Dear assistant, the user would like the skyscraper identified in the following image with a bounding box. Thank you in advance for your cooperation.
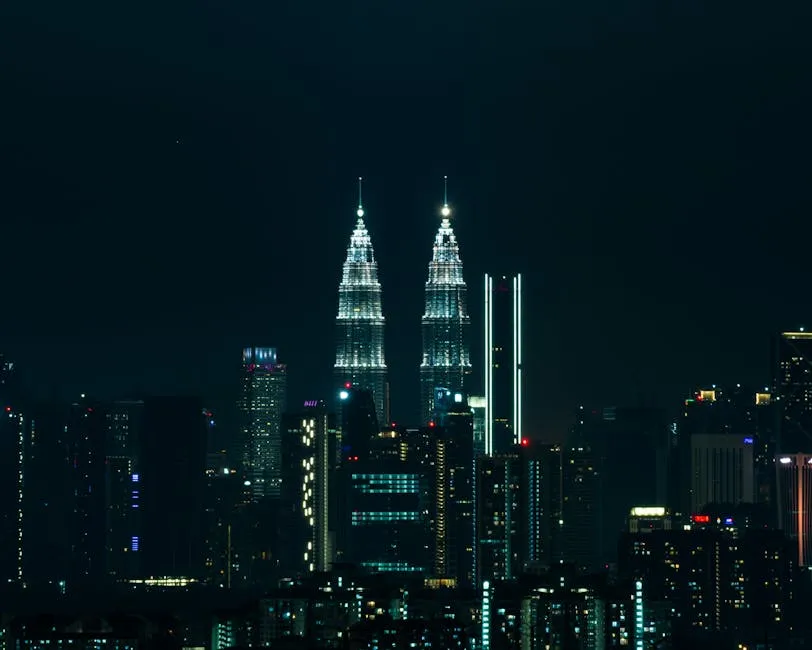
[773,330,812,453]
[484,273,523,454]
[420,178,471,424]
[334,179,388,422]
[239,347,287,501]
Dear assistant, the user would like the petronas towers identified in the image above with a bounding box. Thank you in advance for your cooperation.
[334,178,471,424]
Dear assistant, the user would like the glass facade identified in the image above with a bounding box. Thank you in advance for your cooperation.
[420,200,471,424]
[334,195,388,422]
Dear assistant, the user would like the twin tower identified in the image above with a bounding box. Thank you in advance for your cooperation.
[333,177,471,425]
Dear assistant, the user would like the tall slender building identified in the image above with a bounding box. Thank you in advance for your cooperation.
[420,178,471,424]
[240,347,287,501]
[484,273,523,455]
[334,178,388,422]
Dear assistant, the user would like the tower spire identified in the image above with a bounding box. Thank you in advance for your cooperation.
[441,176,451,218]
[357,176,364,218]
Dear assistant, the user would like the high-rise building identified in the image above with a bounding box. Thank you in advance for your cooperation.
[433,393,475,587]
[690,433,755,512]
[239,347,287,501]
[671,386,772,517]
[522,442,564,569]
[66,396,108,586]
[560,441,601,572]
[139,396,207,579]
[483,273,523,455]
[776,452,812,566]
[0,356,26,585]
[334,179,388,422]
[420,179,471,424]
[104,399,143,580]
[300,400,332,572]
[774,330,812,453]
[474,452,522,584]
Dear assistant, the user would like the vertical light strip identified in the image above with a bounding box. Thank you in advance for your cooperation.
[513,274,523,446]
[481,580,492,650]
[485,274,493,456]
[634,579,645,650]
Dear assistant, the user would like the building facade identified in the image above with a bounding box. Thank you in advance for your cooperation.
[239,347,287,501]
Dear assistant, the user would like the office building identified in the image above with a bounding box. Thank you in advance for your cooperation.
[522,442,563,569]
[690,433,754,512]
[300,400,332,572]
[474,452,522,584]
[433,393,475,586]
[334,179,388,421]
[483,273,523,455]
[239,347,287,500]
[342,463,428,574]
[420,179,471,423]
[560,440,601,572]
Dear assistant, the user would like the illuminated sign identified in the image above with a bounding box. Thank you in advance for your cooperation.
[303,400,319,407]
[724,517,734,525]
[631,506,666,517]
[691,514,710,524]
[743,437,754,444]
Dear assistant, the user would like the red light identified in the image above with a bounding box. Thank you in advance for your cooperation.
[691,514,710,523]
[521,438,530,446]
[345,382,352,389]
[4,407,10,412]
[428,421,435,428]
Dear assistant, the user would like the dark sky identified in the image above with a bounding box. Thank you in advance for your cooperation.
[1,0,810,437]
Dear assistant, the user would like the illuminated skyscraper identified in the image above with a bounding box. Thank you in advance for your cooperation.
[239,347,287,501]
[334,178,388,422]
[420,178,471,423]
[484,273,523,455]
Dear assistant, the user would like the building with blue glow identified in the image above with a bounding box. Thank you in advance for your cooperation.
[342,466,428,574]
[334,179,388,423]
[420,180,471,424]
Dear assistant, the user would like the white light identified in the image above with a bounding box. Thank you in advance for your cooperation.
[441,205,451,217]
[631,506,666,517]
[780,457,792,464]
[339,390,349,400]
[357,208,364,217]
[454,393,462,403]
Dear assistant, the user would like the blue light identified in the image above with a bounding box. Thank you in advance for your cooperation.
[743,437,754,444]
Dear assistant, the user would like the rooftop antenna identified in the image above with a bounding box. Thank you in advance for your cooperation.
[357,176,364,218]
[441,175,451,218]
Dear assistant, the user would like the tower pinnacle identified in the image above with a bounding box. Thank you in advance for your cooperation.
[357,176,364,218]
[441,175,451,218]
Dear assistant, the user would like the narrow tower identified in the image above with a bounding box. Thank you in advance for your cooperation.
[420,177,471,423]
[484,273,523,454]
[334,178,388,423]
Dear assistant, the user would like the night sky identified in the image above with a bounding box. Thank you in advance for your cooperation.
[1,0,810,437]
